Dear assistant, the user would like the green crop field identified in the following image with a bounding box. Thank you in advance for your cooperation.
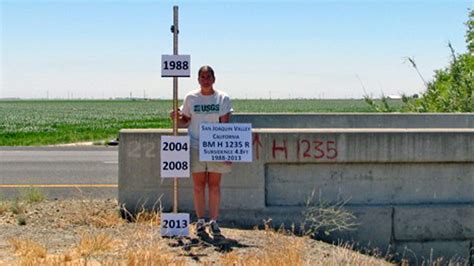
[0,99,404,146]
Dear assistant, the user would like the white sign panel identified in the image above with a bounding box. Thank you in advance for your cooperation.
[160,212,189,237]
[160,135,190,178]
[199,123,252,162]
[161,55,191,77]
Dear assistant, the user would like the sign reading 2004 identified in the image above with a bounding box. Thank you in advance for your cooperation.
[199,123,252,162]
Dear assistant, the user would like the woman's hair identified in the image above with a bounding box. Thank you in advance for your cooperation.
[198,65,215,80]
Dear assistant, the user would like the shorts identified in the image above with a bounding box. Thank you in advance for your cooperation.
[191,148,232,174]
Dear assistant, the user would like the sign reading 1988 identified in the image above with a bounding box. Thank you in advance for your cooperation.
[160,135,190,178]
[161,55,191,77]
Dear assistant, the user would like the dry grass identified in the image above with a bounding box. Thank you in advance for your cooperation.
[11,253,82,266]
[7,233,117,265]
[221,229,306,265]
[133,209,161,226]
[126,244,185,266]
[316,242,393,266]
[120,198,163,227]
[397,247,469,266]
[0,201,9,215]
[0,200,416,265]
[75,232,117,257]
[7,237,47,259]
[5,233,394,266]
[9,253,114,265]
[70,199,125,228]
[70,199,161,228]
[9,198,25,215]
[219,224,393,266]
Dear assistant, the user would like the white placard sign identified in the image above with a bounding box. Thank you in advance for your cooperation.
[199,123,252,162]
[160,135,190,178]
[160,212,189,237]
[161,55,191,77]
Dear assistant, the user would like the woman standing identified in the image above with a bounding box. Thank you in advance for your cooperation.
[172,65,233,238]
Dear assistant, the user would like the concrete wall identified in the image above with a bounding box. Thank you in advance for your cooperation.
[231,113,474,128]
[119,122,474,264]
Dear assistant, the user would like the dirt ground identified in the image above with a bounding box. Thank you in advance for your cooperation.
[0,199,394,265]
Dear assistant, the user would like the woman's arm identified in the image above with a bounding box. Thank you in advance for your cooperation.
[219,112,232,165]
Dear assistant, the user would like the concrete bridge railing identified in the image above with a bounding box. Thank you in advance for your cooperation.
[231,113,474,128]
[119,113,473,263]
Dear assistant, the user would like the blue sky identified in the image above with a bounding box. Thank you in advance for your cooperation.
[1,0,473,99]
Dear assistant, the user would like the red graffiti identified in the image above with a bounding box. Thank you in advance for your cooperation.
[326,140,338,159]
[296,138,300,160]
[313,140,324,159]
[298,139,338,160]
[300,140,311,158]
[253,133,263,160]
[272,139,288,159]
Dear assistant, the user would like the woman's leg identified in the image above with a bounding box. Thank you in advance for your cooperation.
[207,172,222,220]
[192,172,207,219]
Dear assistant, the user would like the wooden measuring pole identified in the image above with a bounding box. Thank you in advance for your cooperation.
[172,5,179,213]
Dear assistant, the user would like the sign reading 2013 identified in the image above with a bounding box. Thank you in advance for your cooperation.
[160,213,189,237]
[199,123,252,162]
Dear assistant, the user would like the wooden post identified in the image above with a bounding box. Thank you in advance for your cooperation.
[172,5,179,213]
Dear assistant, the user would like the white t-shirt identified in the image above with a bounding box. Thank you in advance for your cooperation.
[181,89,233,147]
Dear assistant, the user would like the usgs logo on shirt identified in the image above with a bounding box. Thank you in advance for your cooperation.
[194,104,220,113]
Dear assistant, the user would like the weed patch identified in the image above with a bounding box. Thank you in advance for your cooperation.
[19,187,45,203]
[303,190,358,238]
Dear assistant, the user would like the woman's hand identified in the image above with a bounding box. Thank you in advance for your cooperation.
[169,109,190,128]
[169,109,182,121]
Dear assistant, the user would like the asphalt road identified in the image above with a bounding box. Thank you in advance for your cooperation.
[0,146,118,199]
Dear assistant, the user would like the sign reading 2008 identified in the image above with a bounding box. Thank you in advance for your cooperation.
[160,135,190,178]
[199,123,252,162]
